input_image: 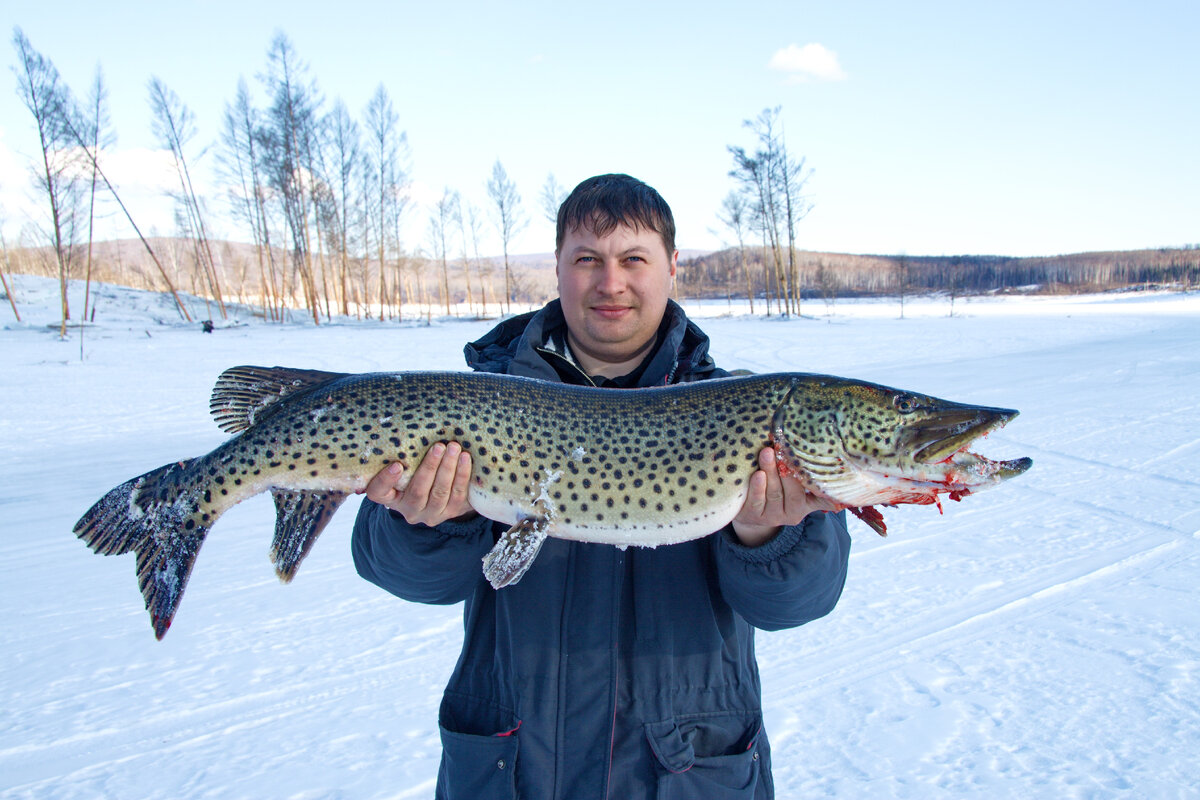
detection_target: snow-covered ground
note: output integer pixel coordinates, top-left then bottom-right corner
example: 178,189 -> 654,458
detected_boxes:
2,276 -> 1197,799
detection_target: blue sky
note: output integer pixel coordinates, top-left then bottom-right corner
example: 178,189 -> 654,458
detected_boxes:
2,0 -> 1196,257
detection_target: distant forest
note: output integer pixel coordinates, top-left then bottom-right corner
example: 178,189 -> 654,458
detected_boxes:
7,237 -> 1196,324
679,246 -> 1199,312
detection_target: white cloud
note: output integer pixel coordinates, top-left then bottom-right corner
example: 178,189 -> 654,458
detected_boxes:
768,43 -> 847,83
90,147 -> 180,194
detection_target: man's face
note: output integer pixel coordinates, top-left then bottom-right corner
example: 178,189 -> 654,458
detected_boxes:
556,222 -> 678,377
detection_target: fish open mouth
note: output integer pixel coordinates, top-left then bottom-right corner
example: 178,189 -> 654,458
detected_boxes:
908,405 -> 1032,480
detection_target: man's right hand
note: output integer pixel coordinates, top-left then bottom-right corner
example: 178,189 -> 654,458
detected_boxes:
364,442 -> 476,527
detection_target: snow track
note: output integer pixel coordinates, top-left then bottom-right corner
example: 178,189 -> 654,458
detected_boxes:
3,279 -> 1198,798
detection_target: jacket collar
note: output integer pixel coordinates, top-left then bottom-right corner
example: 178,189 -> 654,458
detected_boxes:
464,299 -> 717,387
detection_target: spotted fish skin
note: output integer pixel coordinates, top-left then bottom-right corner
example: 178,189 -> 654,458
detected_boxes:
74,366 -> 1031,638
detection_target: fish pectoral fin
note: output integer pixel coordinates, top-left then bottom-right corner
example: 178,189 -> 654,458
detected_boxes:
269,489 -> 349,582
848,505 -> 889,537
482,516 -> 551,590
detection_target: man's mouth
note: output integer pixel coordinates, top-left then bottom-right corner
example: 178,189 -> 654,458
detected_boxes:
590,305 -> 633,320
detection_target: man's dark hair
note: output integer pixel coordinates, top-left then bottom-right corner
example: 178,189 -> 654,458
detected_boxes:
555,173 -> 676,256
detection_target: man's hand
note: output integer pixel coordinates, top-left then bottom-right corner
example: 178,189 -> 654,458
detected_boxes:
363,442 -> 476,527
731,447 -> 841,547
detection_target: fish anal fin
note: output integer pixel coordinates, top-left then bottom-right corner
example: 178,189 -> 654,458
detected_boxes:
269,489 -> 349,582
482,516 -> 551,589
210,366 -> 348,434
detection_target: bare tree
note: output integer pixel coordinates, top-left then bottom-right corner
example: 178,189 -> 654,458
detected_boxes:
728,107 -> 813,316
728,147 -> 777,314
363,83 -> 408,320
466,203 -> 494,312
428,188 -> 459,315
539,172 -> 567,226
324,99 -> 362,317
80,66 -> 115,325
716,190 -> 754,314
51,65 -> 191,322
12,27 -> 83,336
0,220 -> 20,321
486,159 -> 526,313
745,108 -> 791,313
452,196 -> 474,315
947,256 -> 961,317
776,115 -> 814,316
219,78 -> 281,320
386,175 -> 411,315
895,253 -> 909,319
814,260 -> 839,312
258,32 -> 323,324
149,76 -> 227,319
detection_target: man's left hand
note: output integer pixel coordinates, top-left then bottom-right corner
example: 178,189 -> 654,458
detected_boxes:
731,446 -> 841,547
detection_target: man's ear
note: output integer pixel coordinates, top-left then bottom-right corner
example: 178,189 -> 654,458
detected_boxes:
670,249 -> 679,278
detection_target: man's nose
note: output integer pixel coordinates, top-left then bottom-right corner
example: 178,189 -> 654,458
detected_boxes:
594,260 -> 625,294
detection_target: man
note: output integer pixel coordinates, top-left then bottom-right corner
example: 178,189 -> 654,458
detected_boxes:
352,174 -> 851,799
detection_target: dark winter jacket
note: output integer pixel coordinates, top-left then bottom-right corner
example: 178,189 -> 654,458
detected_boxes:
352,300 -> 852,799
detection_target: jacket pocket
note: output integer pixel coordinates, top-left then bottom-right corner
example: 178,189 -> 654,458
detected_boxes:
645,713 -> 771,800
436,693 -> 520,800
436,725 -> 519,799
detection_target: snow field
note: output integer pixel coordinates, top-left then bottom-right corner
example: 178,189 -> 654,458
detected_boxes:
2,277 -> 1197,798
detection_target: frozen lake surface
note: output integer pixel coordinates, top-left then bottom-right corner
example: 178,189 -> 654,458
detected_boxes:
2,277 -> 1197,798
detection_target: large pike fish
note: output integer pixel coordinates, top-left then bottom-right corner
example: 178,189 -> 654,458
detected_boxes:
75,367 -> 1032,638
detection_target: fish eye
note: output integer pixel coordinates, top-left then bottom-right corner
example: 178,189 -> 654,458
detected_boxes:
894,394 -> 919,413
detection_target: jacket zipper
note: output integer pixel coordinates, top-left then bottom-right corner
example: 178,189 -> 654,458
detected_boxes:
602,546 -> 624,799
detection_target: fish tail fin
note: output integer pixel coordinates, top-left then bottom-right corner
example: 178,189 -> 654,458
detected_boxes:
74,459 -> 214,639
269,489 -> 348,582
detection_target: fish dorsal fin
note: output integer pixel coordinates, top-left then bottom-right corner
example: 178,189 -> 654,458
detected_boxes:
209,366 -> 348,434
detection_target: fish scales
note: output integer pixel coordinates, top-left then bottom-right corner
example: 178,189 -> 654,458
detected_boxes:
412,372 -> 788,545
210,370 -> 784,541
75,366 -> 1032,638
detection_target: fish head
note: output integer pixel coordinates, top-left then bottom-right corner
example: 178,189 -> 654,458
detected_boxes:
772,376 -> 1032,512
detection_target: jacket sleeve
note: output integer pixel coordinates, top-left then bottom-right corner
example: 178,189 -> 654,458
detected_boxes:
713,510 -> 851,631
351,499 -> 495,605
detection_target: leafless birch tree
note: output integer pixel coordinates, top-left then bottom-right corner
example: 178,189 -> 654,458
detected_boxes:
487,160 -> 526,313
149,76 -> 226,319
79,67 -> 115,325
464,202 -> 494,312
716,190 -> 754,314
1,221 -> 20,321
363,83 -> 408,319
728,106 -> 813,316
220,78 -> 282,320
324,99 -> 362,316
539,172 -> 567,226
428,188 -> 459,315
258,32 -> 323,324
12,27 -> 83,336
